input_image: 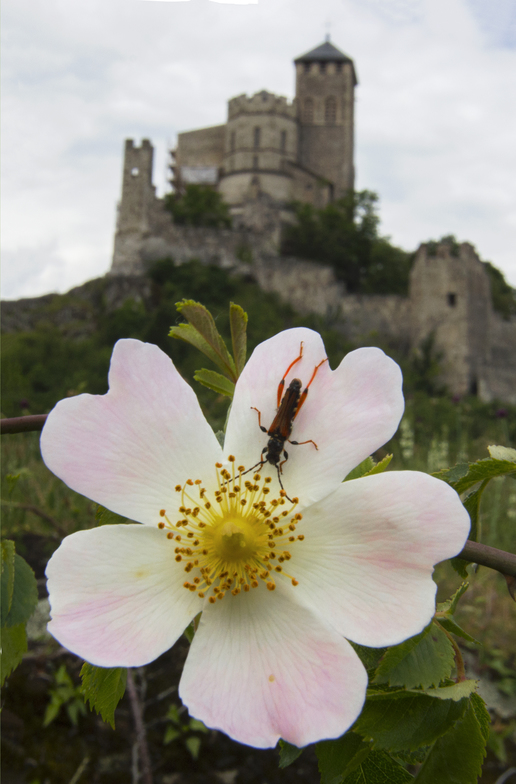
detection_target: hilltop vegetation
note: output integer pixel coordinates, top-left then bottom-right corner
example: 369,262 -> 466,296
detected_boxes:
282,194 -> 516,314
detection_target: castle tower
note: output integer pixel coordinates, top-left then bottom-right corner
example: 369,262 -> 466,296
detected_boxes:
218,91 -> 298,208
409,241 -> 492,396
112,139 -> 156,273
295,39 -> 357,197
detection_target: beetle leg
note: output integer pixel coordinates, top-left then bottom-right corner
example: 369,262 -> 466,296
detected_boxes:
289,438 -> 318,450
294,357 -> 329,418
277,342 -> 304,407
251,406 -> 268,433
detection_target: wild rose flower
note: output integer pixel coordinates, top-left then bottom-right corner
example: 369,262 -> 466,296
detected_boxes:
41,328 -> 470,749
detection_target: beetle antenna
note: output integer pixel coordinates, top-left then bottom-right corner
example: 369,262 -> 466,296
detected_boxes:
276,466 -> 294,504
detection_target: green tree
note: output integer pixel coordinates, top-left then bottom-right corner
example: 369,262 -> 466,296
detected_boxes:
282,190 -> 411,294
164,185 -> 232,229
484,261 -> 516,320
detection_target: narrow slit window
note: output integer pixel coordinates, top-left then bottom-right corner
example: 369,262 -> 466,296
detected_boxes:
254,127 -> 261,149
325,96 -> 337,124
230,131 -> 236,152
280,130 -> 287,152
447,293 -> 457,307
304,98 -> 314,124
253,155 -> 259,169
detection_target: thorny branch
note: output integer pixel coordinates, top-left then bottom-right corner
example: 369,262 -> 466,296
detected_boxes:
2,415 -> 515,582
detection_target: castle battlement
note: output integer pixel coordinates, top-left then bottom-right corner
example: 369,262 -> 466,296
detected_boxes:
228,91 -> 297,119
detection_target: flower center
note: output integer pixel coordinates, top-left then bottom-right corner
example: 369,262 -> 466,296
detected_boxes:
157,457 -> 304,603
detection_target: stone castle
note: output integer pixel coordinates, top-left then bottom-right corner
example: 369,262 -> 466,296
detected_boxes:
109,40 -> 516,404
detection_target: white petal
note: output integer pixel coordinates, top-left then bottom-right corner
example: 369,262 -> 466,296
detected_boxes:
289,471 -> 470,647
179,581 -> 368,748
46,524 -> 203,666
41,339 -> 222,524
224,328 -> 403,507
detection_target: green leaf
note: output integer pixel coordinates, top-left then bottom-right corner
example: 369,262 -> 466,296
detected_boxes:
374,624 -> 455,690
189,718 -> 208,733
2,553 -> 38,628
164,726 -> 181,745
278,740 -> 303,768
363,454 -> 393,476
1,623 -> 27,686
414,695 -> 489,783
436,583 -> 480,644
193,368 -> 235,398
345,457 -> 376,481
349,642 -> 388,676
1,539 -> 16,622
436,582 -> 469,616
434,464 -> 469,486
185,735 -> 202,759
80,663 -> 127,729
170,322 -> 223,370
229,302 -> 248,377
487,445 -> 516,463
343,750 -> 413,783
470,693 -> 490,743
419,680 -> 478,701
172,300 -> 236,380
437,617 -> 480,645
316,732 -> 371,784
355,692 -> 469,751
95,506 -> 129,526
345,455 -> 393,482
435,455 -> 515,495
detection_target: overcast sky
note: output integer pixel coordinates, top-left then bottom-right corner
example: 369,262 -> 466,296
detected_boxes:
2,0 -> 515,300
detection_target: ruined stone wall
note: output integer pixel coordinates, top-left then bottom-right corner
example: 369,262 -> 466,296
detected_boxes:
480,314 -> 516,404
176,124 -> 226,168
409,243 -> 492,395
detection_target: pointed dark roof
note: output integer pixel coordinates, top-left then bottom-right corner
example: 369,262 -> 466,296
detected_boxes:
294,40 -> 352,64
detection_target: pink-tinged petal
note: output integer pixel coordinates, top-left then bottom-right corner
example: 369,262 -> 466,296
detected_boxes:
46,524 -> 202,666
179,581 -> 368,748
224,327 -> 403,507
289,471 -> 470,648
40,339 -> 222,525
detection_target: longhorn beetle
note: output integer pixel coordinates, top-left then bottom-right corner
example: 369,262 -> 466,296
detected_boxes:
242,342 -> 328,501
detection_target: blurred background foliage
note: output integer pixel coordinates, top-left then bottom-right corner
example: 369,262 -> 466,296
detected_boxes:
163,184 -> 232,229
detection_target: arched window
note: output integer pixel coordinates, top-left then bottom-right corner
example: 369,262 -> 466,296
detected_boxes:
280,130 -> 287,152
253,127 -> 261,149
325,96 -> 337,124
304,98 -> 314,124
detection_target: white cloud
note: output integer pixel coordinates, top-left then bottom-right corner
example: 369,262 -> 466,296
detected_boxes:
1,0 -> 515,301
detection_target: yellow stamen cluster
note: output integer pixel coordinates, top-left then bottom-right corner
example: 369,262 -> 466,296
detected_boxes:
157,457 -> 304,602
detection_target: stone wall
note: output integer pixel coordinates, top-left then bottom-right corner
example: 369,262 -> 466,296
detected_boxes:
4,243 -> 516,403
176,124 -> 226,169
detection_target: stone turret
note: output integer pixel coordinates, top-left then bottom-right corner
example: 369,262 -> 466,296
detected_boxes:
409,241 -> 493,396
112,139 -> 156,274
294,39 -> 357,197
218,90 -> 298,208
